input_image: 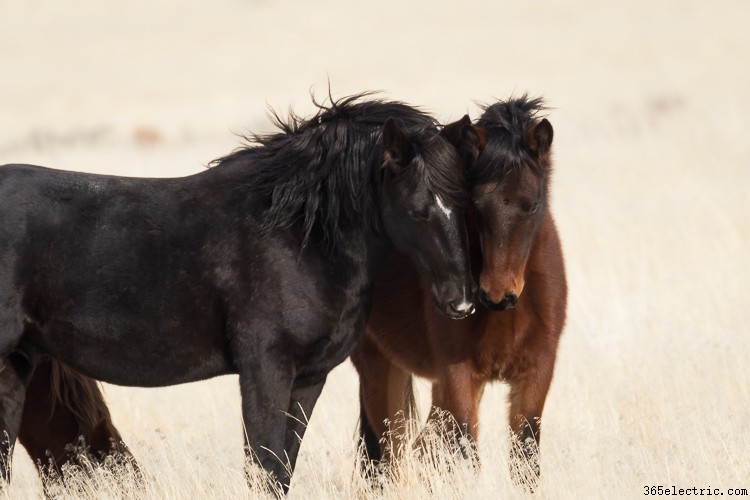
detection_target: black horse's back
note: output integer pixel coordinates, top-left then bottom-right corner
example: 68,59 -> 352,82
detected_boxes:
0,164 -> 232,384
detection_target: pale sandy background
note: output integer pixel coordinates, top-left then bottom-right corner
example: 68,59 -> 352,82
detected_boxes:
1,1 -> 748,498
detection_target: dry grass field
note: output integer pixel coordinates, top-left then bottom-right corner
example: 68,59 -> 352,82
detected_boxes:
1,1 -> 748,498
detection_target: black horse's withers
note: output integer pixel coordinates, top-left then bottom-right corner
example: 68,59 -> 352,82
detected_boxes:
0,94 -> 476,493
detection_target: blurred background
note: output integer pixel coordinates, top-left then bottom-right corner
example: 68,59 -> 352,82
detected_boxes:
3,1 -> 746,174
1,1 -> 748,498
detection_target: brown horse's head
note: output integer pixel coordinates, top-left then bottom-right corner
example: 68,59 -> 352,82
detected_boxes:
443,97 -> 553,311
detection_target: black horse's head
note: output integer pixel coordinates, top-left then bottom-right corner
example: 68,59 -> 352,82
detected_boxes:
379,118 -> 476,319
443,96 -> 553,312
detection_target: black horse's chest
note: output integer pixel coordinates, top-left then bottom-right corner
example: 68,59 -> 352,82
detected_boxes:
263,250 -> 375,375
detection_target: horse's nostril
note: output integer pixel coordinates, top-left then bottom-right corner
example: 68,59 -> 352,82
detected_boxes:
504,293 -> 518,309
478,289 -> 518,311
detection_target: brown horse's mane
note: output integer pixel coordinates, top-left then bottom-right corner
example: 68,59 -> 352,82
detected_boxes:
48,362 -> 114,436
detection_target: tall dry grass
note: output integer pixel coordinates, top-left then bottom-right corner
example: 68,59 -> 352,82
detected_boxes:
1,0 -> 748,498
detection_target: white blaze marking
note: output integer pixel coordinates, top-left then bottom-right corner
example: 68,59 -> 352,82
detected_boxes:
455,286 -> 474,314
456,300 -> 473,313
435,195 -> 452,219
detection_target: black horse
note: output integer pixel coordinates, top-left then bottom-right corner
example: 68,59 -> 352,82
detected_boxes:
0,94 -> 477,493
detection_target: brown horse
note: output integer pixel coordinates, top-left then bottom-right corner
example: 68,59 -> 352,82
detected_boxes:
17,359 -> 135,481
350,95 -> 567,485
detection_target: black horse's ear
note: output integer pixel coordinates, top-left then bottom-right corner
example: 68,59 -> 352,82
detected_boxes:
526,118 -> 553,156
441,115 -> 487,163
382,118 -> 412,175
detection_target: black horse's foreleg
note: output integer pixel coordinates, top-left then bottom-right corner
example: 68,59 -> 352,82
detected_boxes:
238,362 -> 294,496
0,354 -> 32,484
282,372 -> 327,479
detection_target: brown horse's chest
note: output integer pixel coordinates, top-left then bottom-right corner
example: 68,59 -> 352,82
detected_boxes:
472,308 -> 533,381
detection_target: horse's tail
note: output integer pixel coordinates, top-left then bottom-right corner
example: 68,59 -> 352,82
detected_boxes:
48,361 -> 116,437
48,360 -> 136,462
38,360 -> 140,481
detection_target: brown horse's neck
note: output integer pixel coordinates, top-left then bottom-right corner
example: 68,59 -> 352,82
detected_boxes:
465,209 -> 484,283
527,210 -> 564,275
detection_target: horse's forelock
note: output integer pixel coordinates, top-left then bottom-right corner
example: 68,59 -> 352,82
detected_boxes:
471,94 -> 552,184
476,94 -> 547,132
412,133 -> 469,210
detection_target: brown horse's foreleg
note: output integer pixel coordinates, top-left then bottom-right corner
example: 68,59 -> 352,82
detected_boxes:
382,362 -> 414,465
507,356 -> 555,487
430,363 -> 485,462
351,335 -> 412,472
351,335 -> 388,469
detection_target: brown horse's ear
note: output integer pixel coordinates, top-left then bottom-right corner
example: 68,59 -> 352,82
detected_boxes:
526,118 -> 553,156
382,117 -> 412,176
440,114 -> 472,143
441,115 -> 488,163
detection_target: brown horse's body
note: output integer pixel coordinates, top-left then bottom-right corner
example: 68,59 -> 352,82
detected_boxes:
351,96 -> 567,483
18,360 -> 135,478
352,210 -> 566,454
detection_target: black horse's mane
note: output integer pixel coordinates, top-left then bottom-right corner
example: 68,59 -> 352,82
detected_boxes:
471,94 -> 549,183
211,93 -> 466,248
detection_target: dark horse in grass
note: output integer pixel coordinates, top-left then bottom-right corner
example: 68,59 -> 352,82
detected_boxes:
350,96 -> 567,487
0,94 -> 478,494
18,360 -> 134,478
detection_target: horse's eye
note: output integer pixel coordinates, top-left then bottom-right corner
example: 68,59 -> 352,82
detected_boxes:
528,203 -> 539,215
408,210 -> 429,222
